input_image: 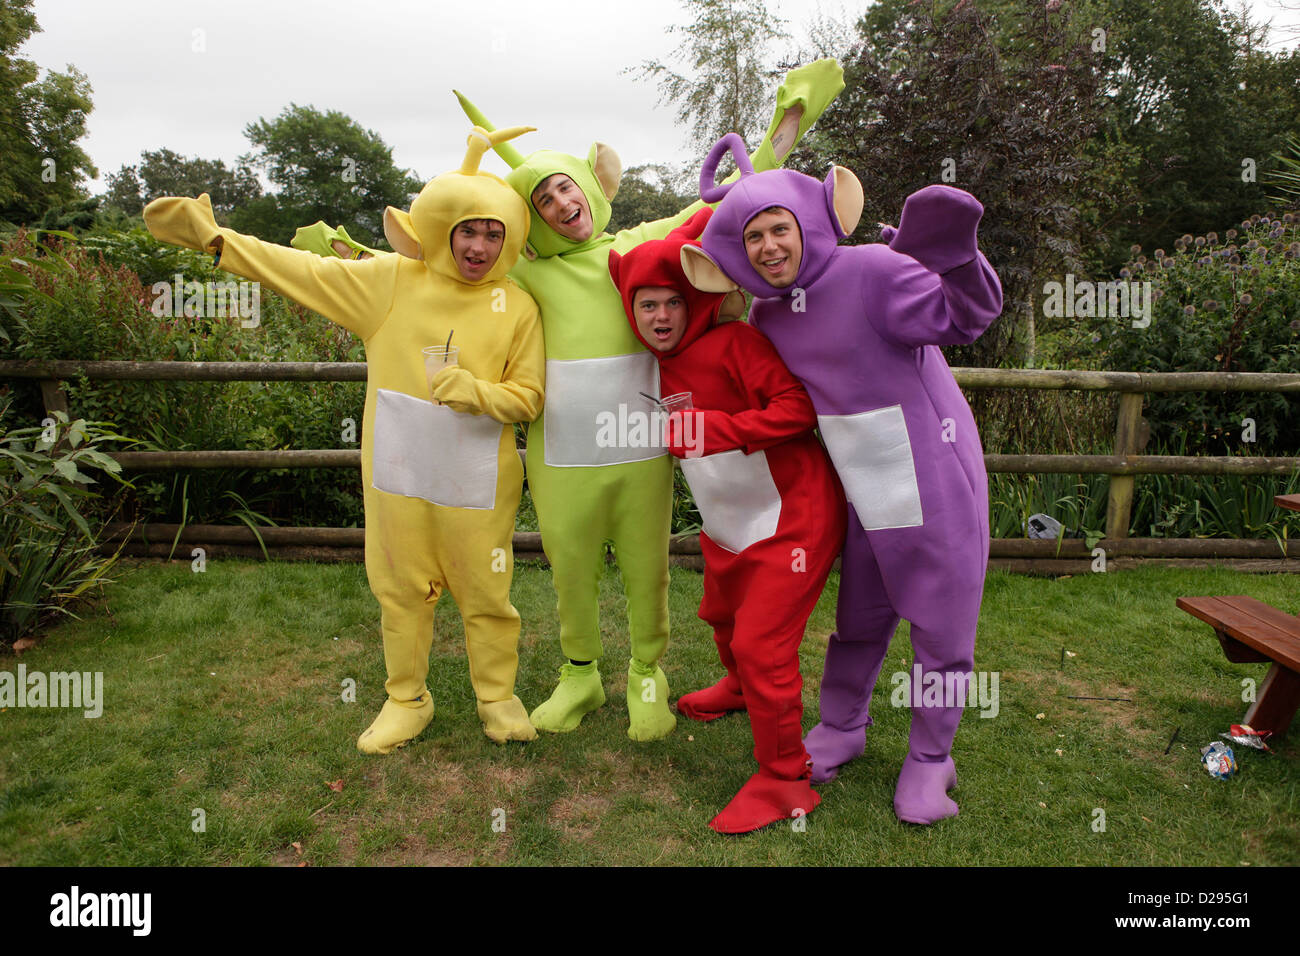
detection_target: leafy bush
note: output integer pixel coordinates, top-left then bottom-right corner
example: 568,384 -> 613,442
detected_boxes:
1071,209 -> 1300,455
0,230 -> 365,528
0,408 -> 132,646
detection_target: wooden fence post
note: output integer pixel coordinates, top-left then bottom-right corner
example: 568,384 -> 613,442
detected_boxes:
1106,391 -> 1145,540
38,378 -> 68,417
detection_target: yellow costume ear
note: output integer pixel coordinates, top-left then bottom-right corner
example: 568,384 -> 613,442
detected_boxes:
830,165 -> 864,236
681,245 -> 739,293
384,206 -> 423,260
589,142 -> 621,201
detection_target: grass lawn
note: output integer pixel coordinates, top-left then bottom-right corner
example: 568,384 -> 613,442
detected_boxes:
1,558 -> 1297,866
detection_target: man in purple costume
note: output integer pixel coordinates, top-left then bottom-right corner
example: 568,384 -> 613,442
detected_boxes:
680,134 -> 1002,824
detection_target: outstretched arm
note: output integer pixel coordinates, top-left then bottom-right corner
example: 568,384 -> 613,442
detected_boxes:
864,185 -> 1003,349
144,194 -> 397,341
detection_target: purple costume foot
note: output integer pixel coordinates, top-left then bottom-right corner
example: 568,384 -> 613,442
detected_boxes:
804,721 -> 864,783
894,754 -> 958,824
686,134 -> 1002,826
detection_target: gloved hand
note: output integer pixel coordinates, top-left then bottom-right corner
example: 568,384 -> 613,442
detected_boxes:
665,408 -> 722,458
429,365 -> 485,415
883,185 -> 985,275
143,193 -> 222,253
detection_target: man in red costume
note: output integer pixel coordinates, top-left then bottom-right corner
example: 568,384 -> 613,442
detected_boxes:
608,209 -> 847,833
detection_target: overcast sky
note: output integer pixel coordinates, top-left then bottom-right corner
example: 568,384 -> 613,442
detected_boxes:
20,0 -> 1300,194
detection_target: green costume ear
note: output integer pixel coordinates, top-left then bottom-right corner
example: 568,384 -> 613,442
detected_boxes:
590,142 -> 621,201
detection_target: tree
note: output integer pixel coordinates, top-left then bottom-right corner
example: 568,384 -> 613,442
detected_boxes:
231,104 -> 422,246
792,0 -> 1119,370
633,0 -> 790,163
607,163 -> 695,233
102,148 -> 262,218
0,0 -> 96,224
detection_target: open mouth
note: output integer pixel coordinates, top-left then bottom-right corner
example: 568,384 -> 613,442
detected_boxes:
761,256 -> 788,276
561,208 -> 581,226
653,326 -> 674,341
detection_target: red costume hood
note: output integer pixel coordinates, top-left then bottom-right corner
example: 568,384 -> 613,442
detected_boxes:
608,207 -> 739,361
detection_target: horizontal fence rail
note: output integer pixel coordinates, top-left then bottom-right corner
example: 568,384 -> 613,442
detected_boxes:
5,360 -> 1299,570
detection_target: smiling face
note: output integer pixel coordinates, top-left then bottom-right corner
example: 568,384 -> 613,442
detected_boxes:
633,286 -> 688,352
743,206 -> 803,288
449,218 -> 505,281
530,173 -> 594,242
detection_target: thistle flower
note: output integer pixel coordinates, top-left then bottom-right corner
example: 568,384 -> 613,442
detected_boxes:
1204,300 -> 1220,311
1207,232 -> 1218,243
1195,236 -> 1206,247
1183,305 -> 1196,317
1162,257 -> 1175,268
1119,267 -> 1131,278
1283,213 -> 1295,224
1239,293 -> 1252,305
1226,229 -> 1237,240
1130,244 -> 1142,255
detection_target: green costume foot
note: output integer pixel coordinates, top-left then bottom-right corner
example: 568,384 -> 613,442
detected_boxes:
530,662 -> 606,732
626,658 -> 677,741
478,695 -> 539,743
357,693 -> 435,754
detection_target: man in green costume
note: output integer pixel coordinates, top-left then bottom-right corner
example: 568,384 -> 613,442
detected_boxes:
299,61 -> 843,740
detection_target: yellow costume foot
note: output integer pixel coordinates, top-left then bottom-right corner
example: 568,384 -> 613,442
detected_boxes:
478,695 -> 539,743
529,662 -> 605,733
627,658 -> 677,741
357,693 -> 435,754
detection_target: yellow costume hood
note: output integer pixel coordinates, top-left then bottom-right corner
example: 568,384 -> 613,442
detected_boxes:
383,125 -> 534,284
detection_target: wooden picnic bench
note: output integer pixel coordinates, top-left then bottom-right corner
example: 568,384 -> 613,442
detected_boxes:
1177,595 -> 1300,737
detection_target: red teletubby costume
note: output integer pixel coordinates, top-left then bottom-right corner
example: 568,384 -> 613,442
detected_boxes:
608,209 -> 847,833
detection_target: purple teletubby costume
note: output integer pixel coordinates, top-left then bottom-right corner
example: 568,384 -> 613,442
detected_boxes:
681,134 -> 1002,824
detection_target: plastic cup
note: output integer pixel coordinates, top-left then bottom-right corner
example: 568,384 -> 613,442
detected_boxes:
423,345 -> 459,404
658,392 -> 694,451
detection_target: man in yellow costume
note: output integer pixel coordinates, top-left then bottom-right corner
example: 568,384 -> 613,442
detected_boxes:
143,127 -> 546,753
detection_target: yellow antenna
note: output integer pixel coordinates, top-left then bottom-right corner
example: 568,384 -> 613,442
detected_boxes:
460,125 -> 534,176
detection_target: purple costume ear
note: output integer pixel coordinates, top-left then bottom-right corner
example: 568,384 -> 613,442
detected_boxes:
699,133 -> 756,203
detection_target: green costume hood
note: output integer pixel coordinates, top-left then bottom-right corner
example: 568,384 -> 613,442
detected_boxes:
455,90 -> 620,260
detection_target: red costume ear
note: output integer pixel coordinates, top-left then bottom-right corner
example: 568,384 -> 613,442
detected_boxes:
608,248 -> 622,285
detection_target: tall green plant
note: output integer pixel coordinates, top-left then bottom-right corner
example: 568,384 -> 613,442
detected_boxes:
0,408 -> 135,645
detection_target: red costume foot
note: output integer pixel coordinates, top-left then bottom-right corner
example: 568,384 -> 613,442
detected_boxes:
893,754 -> 958,825
709,772 -> 821,834
677,675 -> 746,721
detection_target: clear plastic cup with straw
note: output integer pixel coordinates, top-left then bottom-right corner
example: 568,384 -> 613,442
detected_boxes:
423,345 -> 459,404
658,391 -> 694,452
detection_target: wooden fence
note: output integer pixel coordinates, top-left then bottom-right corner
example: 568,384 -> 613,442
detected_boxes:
4,360 -> 1300,574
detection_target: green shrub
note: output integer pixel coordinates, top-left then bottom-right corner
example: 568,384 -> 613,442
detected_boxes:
0,408 -> 133,646
1072,209 -> 1300,455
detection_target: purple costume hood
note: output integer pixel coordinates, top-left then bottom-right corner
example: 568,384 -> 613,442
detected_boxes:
694,133 -> 861,299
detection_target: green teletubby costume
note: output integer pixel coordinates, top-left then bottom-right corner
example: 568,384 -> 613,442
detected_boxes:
453,60 -> 844,741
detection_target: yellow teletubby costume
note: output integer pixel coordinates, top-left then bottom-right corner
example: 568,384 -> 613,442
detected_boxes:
143,127 -> 546,752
